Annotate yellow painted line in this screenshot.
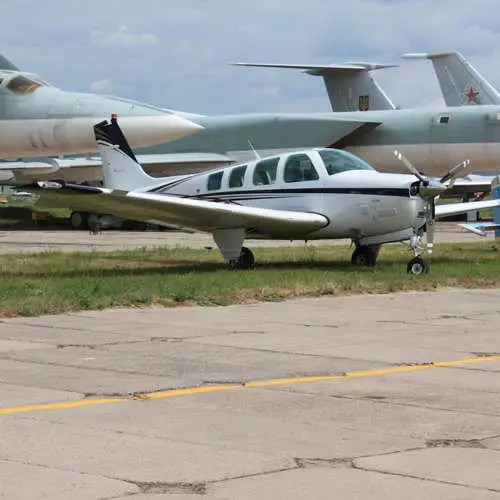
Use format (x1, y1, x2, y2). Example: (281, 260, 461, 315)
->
(0, 355, 499, 415)
(0, 397, 127, 415)
(144, 384, 241, 400)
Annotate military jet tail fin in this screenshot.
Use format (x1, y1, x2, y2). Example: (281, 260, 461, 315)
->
(0, 54, 19, 70)
(231, 62, 397, 112)
(403, 52, 500, 106)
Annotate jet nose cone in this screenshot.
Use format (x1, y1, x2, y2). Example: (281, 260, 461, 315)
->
(118, 115, 202, 148)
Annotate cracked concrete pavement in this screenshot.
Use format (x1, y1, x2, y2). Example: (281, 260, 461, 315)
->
(0, 288, 499, 498)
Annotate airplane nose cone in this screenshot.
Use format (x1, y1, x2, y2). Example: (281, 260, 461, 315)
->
(118, 114, 203, 147)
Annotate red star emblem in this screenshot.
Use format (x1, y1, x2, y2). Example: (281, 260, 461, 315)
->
(464, 87, 480, 104)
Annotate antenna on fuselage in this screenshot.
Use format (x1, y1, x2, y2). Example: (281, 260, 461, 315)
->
(248, 140, 261, 160)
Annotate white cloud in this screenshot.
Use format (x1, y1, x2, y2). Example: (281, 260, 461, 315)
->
(91, 24, 159, 46)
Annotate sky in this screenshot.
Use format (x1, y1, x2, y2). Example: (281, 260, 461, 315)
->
(3, 0, 500, 115)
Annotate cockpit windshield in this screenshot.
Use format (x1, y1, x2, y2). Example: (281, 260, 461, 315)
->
(0, 72, 49, 95)
(6, 75, 46, 94)
(318, 149, 374, 175)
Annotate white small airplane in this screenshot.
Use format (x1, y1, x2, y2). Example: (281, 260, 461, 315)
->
(21, 117, 500, 275)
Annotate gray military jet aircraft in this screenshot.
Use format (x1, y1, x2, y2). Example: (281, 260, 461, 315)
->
(5, 51, 500, 197)
(20, 117, 500, 274)
(0, 54, 201, 178)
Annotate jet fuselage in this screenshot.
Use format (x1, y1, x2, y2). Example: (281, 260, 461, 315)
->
(0, 75, 201, 159)
(140, 105, 500, 177)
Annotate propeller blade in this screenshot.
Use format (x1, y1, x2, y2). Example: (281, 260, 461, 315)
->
(439, 159, 470, 185)
(393, 150, 428, 184)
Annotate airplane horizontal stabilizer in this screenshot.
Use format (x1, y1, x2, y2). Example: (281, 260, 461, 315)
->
(232, 62, 397, 112)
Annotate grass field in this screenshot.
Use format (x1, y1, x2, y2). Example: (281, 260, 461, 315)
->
(0, 242, 498, 317)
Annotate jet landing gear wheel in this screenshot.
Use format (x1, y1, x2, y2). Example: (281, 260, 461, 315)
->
(407, 256, 429, 276)
(70, 212, 89, 230)
(351, 245, 378, 267)
(230, 246, 255, 270)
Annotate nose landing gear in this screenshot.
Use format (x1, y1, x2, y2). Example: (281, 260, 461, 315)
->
(407, 231, 429, 275)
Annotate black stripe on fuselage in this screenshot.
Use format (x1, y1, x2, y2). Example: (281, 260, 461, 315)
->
(151, 187, 410, 198)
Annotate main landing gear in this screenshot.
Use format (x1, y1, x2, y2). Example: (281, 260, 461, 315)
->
(351, 245, 380, 267)
(229, 246, 255, 270)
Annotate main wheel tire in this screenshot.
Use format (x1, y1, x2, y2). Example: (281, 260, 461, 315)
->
(351, 245, 378, 267)
(70, 212, 89, 230)
(407, 256, 430, 275)
(230, 246, 255, 270)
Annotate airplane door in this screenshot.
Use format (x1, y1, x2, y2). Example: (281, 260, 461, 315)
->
(429, 112, 454, 171)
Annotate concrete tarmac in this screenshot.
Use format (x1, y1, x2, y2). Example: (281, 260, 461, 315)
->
(0, 222, 495, 254)
(0, 289, 499, 498)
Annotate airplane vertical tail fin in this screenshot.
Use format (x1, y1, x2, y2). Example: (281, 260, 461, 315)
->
(94, 116, 156, 191)
(403, 52, 500, 106)
(231, 62, 397, 112)
(0, 54, 19, 70)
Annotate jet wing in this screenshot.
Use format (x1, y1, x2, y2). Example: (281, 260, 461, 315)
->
(435, 199, 500, 218)
(25, 182, 328, 236)
(0, 152, 233, 181)
(458, 222, 499, 237)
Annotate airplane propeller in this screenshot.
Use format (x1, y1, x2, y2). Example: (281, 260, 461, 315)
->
(393, 150, 470, 254)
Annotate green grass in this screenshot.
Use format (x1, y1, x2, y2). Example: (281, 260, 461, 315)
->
(0, 242, 498, 317)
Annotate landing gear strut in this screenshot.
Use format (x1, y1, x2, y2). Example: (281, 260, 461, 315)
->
(407, 231, 429, 275)
(230, 246, 255, 270)
(351, 245, 380, 267)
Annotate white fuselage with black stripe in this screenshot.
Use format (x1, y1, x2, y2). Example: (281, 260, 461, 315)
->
(135, 148, 425, 241)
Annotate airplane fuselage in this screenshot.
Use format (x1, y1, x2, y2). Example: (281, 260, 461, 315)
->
(0, 82, 200, 159)
(142, 105, 500, 177)
(144, 148, 425, 243)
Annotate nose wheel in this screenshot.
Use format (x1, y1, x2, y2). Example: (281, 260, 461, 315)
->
(351, 245, 379, 267)
(407, 256, 429, 275)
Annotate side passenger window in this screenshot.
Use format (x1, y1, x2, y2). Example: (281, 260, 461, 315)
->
(284, 154, 319, 183)
(207, 171, 223, 191)
(253, 158, 279, 186)
(229, 165, 247, 188)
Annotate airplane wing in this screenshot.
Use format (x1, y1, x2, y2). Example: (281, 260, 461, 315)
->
(24, 182, 329, 236)
(435, 199, 500, 218)
(440, 176, 496, 197)
(0, 152, 233, 181)
(458, 222, 499, 237)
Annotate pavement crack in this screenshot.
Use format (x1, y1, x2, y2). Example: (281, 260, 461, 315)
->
(124, 480, 206, 495)
(294, 457, 354, 469)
